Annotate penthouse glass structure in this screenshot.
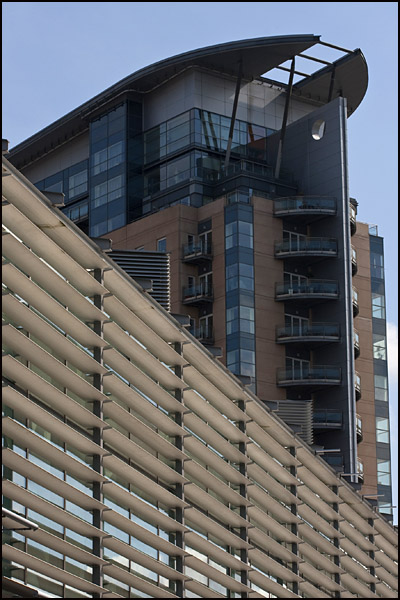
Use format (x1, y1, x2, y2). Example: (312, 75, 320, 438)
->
(2, 153, 398, 600)
(5, 35, 393, 515)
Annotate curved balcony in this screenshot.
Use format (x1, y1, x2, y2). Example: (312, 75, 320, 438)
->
(355, 372, 361, 400)
(274, 196, 337, 220)
(182, 242, 212, 264)
(275, 280, 339, 302)
(182, 283, 213, 305)
(352, 287, 359, 317)
(277, 365, 341, 389)
(350, 203, 357, 236)
(313, 410, 343, 431)
(357, 458, 364, 482)
(276, 322, 340, 345)
(351, 246, 358, 276)
(275, 237, 337, 260)
(354, 329, 360, 359)
(356, 414, 363, 443)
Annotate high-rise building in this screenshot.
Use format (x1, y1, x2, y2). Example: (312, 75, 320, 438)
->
(2, 152, 398, 600)
(5, 35, 392, 517)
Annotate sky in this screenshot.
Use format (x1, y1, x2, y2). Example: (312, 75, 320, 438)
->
(2, 2, 398, 523)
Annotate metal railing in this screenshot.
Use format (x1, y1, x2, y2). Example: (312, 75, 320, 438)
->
(275, 237, 337, 255)
(274, 196, 336, 215)
(275, 280, 339, 297)
(183, 283, 213, 301)
(277, 365, 341, 384)
(276, 322, 340, 340)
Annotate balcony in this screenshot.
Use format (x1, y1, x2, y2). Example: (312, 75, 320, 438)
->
(182, 283, 213, 305)
(276, 322, 340, 345)
(352, 287, 359, 317)
(354, 329, 360, 359)
(351, 246, 358, 276)
(356, 414, 363, 443)
(182, 241, 212, 264)
(191, 326, 214, 345)
(313, 410, 343, 431)
(274, 196, 337, 220)
(355, 372, 361, 400)
(357, 458, 364, 481)
(275, 279, 339, 302)
(277, 365, 341, 389)
(275, 237, 337, 260)
(350, 203, 357, 236)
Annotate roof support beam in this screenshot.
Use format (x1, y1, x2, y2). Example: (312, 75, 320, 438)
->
(274, 57, 295, 180)
(224, 59, 243, 170)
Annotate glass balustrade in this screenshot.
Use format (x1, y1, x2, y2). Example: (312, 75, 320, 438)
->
(276, 322, 340, 341)
(275, 237, 337, 256)
(274, 196, 337, 216)
(277, 365, 341, 385)
(275, 280, 339, 299)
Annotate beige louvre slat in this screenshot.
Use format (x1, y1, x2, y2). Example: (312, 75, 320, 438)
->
(247, 482, 300, 525)
(103, 346, 184, 408)
(296, 445, 340, 487)
(374, 549, 398, 577)
(2, 262, 106, 349)
(2, 545, 106, 595)
(339, 502, 376, 536)
(340, 573, 380, 598)
(298, 580, 331, 598)
(184, 484, 248, 529)
(182, 365, 248, 421)
(375, 580, 398, 598)
(102, 427, 186, 484)
(2, 418, 106, 485)
(103, 481, 186, 533)
(184, 554, 251, 593)
(3, 293, 107, 375)
(248, 527, 300, 564)
(299, 561, 344, 593)
(374, 565, 398, 590)
(2, 386, 106, 457)
(373, 514, 398, 547)
(340, 521, 377, 552)
(2, 480, 106, 540)
(247, 568, 300, 598)
(102, 509, 186, 557)
(185, 507, 251, 550)
(246, 421, 300, 467)
(2, 518, 106, 566)
(184, 459, 250, 507)
(247, 443, 298, 487)
(184, 412, 246, 463)
(297, 484, 340, 522)
(2, 355, 105, 429)
(2, 449, 105, 512)
(2, 202, 106, 296)
(102, 454, 186, 510)
(247, 505, 299, 544)
(184, 388, 246, 443)
(103, 295, 186, 367)
(296, 464, 341, 503)
(297, 520, 343, 556)
(102, 373, 185, 434)
(102, 537, 188, 581)
(102, 400, 185, 460)
(184, 531, 250, 572)
(184, 578, 226, 598)
(183, 436, 247, 486)
(299, 541, 344, 573)
(340, 537, 378, 568)
(374, 533, 398, 562)
(103, 320, 183, 390)
(246, 462, 299, 506)
(3, 324, 105, 402)
(246, 399, 298, 448)
(248, 546, 303, 582)
(298, 504, 340, 539)
(2, 233, 106, 321)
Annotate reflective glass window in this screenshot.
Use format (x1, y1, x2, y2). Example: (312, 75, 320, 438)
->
(375, 374, 388, 402)
(376, 417, 390, 443)
(377, 459, 391, 486)
(373, 333, 387, 360)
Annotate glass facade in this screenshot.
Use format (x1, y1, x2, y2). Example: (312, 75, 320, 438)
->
(225, 204, 255, 386)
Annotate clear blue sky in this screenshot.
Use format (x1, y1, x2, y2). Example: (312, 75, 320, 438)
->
(2, 2, 398, 523)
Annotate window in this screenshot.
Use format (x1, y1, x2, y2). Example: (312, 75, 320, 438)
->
(372, 291, 386, 319)
(374, 375, 388, 402)
(371, 252, 384, 279)
(377, 459, 391, 486)
(376, 417, 390, 443)
(157, 238, 167, 252)
(373, 333, 387, 360)
(68, 169, 88, 198)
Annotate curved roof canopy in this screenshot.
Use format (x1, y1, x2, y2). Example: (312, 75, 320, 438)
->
(8, 34, 368, 167)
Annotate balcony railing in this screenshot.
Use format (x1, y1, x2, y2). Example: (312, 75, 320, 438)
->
(352, 287, 359, 317)
(274, 196, 337, 217)
(354, 330, 360, 358)
(356, 414, 363, 442)
(182, 283, 213, 304)
(190, 326, 214, 344)
(313, 410, 343, 429)
(355, 371, 361, 400)
(357, 458, 364, 481)
(350, 203, 357, 235)
(277, 365, 341, 387)
(182, 241, 212, 262)
(351, 246, 358, 276)
(275, 237, 337, 258)
(276, 323, 340, 343)
(275, 279, 339, 300)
